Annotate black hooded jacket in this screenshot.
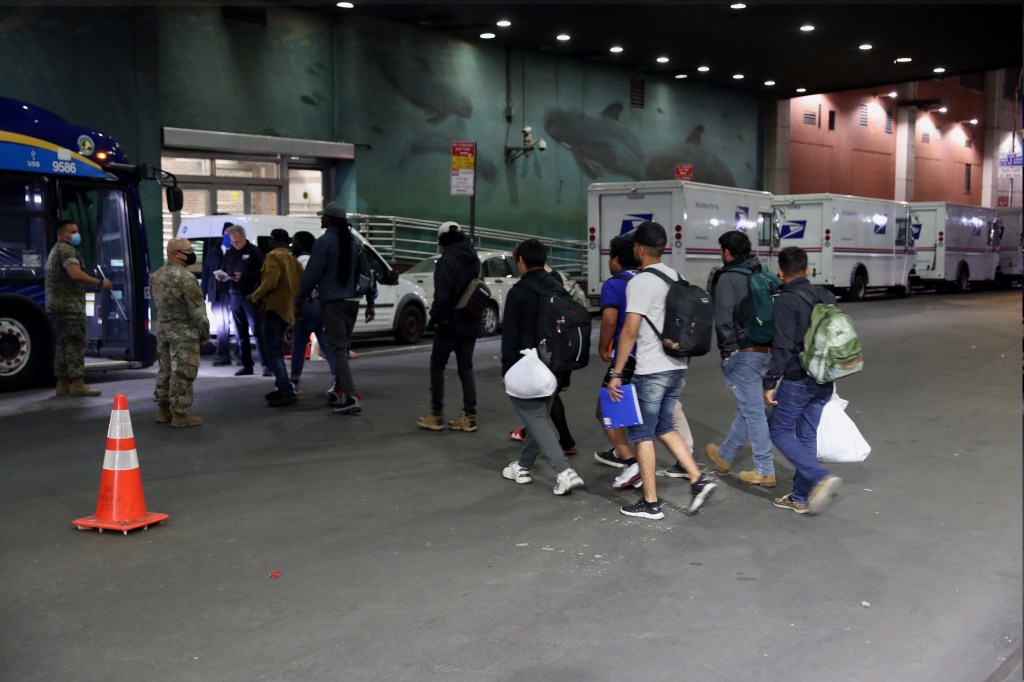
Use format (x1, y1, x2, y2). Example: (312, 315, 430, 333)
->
(429, 236, 481, 338)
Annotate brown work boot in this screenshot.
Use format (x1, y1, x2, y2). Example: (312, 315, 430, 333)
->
(737, 469, 777, 488)
(416, 410, 445, 431)
(171, 413, 203, 428)
(447, 411, 478, 432)
(68, 378, 101, 397)
(55, 377, 70, 397)
(155, 402, 172, 424)
(704, 443, 731, 474)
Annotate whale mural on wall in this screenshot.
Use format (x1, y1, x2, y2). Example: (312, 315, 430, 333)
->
(396, 130, 498, 183)
(644, 125, 738, 187)
(543, 103, 646, 180)
(373, 52, 473, 124)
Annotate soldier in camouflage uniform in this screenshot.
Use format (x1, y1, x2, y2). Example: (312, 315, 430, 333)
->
(151, 238, 210, 427)
(45, 219, 112, 397)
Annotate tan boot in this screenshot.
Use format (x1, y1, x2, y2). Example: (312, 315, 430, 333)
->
(737, 470, 777, 488)
(447, 411, 478, 432)
(416, 410, 445, 431)
(171, 413, 203, 428)
(155, 402, 173, 424)
(704, 443, 731, 474)
(68, 378, 101, 397)
(55, 377, 70, 397)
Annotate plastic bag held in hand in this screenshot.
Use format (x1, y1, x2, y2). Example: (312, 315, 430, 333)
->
(816, 388, 871, 462)
(504, 348, 558, 399)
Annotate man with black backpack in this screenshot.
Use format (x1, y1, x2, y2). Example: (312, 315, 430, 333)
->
(707, 230, 779, 488)
(500, 239, 586, 496)
(763, 246, 842, 514)
(607, 221, 717, 520)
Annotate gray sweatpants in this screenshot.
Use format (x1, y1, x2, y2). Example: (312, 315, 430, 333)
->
(509, 395, 570, 474)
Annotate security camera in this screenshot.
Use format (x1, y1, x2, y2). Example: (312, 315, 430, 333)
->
(537, 139, 547, 151)
(522, 126, 532, 135)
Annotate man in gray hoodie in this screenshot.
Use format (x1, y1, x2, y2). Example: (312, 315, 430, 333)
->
(296, 202, 377, 415)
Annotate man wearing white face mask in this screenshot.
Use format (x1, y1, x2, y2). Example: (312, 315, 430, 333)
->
(45, 219, 112, 397)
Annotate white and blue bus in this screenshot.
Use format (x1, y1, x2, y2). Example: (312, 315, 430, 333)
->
(0, 97, 182, 391)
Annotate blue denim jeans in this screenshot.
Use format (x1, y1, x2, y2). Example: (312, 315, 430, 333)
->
(719, 352, 775, 475)
(768, 376, 833, 503)
(261, 312, 294, 395)
(626, 369, 686, 444)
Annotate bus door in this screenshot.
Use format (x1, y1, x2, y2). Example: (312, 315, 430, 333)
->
(59, 182, 137, 362)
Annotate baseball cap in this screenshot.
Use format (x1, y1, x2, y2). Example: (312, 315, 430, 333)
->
(316, 201, 347, 219)
(270, 228, 291, 244)
(634, 221, 667, 248)
(437, 221, 462, 240)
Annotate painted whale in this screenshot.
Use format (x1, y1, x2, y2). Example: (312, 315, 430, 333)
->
(645, 125, 737, 187)
(543, 104, 646, 180)
(374, 53, 473, 124)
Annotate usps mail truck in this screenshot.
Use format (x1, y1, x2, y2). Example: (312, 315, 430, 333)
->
(995, 206, 1022, 285)
(908, 202, 1000, 292)
(770, 194, 914, 301)
(586, 181, 774, 299)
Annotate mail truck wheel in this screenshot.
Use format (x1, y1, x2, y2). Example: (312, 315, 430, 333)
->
(848, 273, 867, 302)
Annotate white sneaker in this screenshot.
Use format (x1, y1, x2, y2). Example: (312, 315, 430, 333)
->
(553, 468, 585, 495)
(612, 462, 641, 490)
(502, 462, 532, 484)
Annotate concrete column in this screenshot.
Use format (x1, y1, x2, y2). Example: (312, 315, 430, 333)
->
(893, 106, 916, 202)
(763, 99, 790, 194)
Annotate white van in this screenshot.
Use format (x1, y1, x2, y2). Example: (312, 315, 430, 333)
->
(771, 194, 914, 300)
(908, 202, 1001, 292)
(176, 214, 430, 344)
(996, 207, 1022, 285)
(586, 180, 775, 297)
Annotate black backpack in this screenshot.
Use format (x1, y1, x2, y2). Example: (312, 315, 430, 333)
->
(527, 277, 591, 372)
(638, 267, 713, 358)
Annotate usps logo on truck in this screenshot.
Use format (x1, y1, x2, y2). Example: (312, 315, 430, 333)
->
(780, 220, 806, 239)
(734, 206, 751, 231)
(619, 213, 653, 235)
(911, 223, 922, 240)
(873, 214, 888, 235)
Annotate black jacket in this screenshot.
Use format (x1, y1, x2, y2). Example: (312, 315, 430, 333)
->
(764, 277, 836, 388)
(222, 241, 264, 296)
(500, 268, 561, 376)
(712, 254, 764, 352)
(201, 245, 231, 303)
(430, 237, 481, 338)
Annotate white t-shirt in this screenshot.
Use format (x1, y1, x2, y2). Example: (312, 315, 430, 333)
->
(625, 262, 689, 375)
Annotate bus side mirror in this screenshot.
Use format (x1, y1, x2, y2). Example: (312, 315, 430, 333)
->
(166, 186, 184, 213)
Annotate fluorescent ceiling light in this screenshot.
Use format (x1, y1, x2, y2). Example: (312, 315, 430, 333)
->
(731, 3, 747, 8)
(933, 67, 946, 73)
(656, 56, 669, 63)
(733, 74, 744, 80)
(609, 46, 623, 53)
(496, 20, 511, 27)
(556, 34, 571, 41)
(480, 32, 496, 39)
(697, 65, 710, 72)
(859, 44, 872, 50)
(800, 25, 814, 32)
(336, 1, 354, 7)
(764, 80, 776, 86)
(675, 74, 687, 79)
(796, 87, 807, 93)
(895, 57, 912, 63)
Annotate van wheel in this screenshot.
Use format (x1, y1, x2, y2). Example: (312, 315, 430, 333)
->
(394, 305, 424, 344)
(954, 264, 969, 293)
(895, 272, 912, 298)
(481, 303, 500, 336)
(0, 309, 49, 391)
(848, 273, 867, 302)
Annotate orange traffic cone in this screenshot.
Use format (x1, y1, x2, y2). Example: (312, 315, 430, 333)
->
(73, 394, 169, 535)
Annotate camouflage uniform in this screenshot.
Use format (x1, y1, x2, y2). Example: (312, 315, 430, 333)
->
(151, 260, 210, 414)
(45, 241, 88, 380)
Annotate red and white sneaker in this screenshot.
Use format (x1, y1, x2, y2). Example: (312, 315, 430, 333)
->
(612, 462, 642, 490)
(509, 427, 526, 442)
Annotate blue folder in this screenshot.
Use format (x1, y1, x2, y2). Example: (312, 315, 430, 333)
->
(599, 385, 643, 429)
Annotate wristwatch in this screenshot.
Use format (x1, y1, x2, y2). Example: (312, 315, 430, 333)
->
(608, 371, 623, 379)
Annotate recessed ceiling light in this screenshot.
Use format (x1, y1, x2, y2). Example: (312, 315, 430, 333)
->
(765, 80, 776, 86)
(966, 118, 978, 125)
(656, 56, 669, 63)
(895, 57, 912, 63)
(731, 3, 747, 8)
(937, 106, 947, 113)
(859, 43, 872, 50)
(336, 1, 354, 7)
(675, 74, 687, 79)
(496, 20, 511, 27)
(933, 67, 946, 73)
(733, 74, 744, 80)
(556, 34, 571, 41)
(697, 65, 710, 72)
(796, 87, 807, 93)
(800, 25, 814, 32)
(480, 32, 496, 39)
(887, 91, 897, 98)
(609, 46, 624, 53)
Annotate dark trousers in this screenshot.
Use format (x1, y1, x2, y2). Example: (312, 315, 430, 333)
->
(290, 298, 337, 379)
(210, 297, 233, 361)
(429, 331, 477, 413)
(323, 299, 359, 396)
(260, 312, 294, 394)
(230, 293, 265, 370)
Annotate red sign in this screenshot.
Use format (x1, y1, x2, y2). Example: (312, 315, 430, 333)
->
(997, 195, 1010, 207)
(675, 163, 693, 181)
(450, 141, 477, 196)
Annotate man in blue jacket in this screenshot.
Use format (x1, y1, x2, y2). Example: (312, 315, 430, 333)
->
(296, 202, 377, 415)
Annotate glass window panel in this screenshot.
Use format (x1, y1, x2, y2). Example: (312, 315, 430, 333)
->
(288, 169, 323, 215)
(216, 189, 245, 214)
(160, 157, 212, 176)
(251, 190, 278, 215)
(214, 159, 279, 179)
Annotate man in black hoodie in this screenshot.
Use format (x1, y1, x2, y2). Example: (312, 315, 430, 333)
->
(417, 222, 482, 431)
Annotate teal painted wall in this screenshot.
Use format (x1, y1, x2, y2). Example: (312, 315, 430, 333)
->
(3, 6, 761, 247)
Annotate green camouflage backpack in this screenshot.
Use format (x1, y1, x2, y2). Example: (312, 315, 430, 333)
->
(793, 288, 863, 383)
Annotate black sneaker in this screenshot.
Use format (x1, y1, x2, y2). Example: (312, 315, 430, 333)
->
(265, 389, 282, 400)
(620, 498, 665, 520)
(332, 396, 361, 415)
(664, 463, 692, 480)
(327, 389, 344, 405)
(688, 475, 718, 513)
(593, 448, 627, 468)
(262, 368, 273, 377)
(234, 367, 254, 376)
(212, 358, 231, 367)
(267, 392, 297, 407)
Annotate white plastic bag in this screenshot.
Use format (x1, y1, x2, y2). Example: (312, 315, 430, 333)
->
(816, 388, 871, 462)
(504, 348, 558, 399)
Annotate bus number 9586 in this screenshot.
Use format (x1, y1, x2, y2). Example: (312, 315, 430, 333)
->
(52, 160, 77, 174)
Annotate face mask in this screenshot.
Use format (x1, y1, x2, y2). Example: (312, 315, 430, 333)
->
(69, 233, 82, 247)
(222, 233, 232, 248)
(183, 251, 197, 266)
